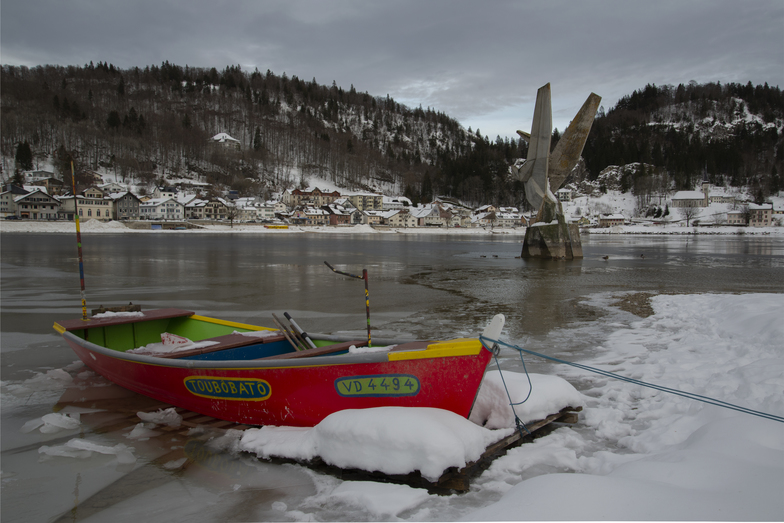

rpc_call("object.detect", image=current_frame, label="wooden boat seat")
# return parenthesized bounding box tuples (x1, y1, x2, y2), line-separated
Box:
(153, 332, 286, 359)
(55, 308, 195, 332)
(257, 340, 366, 360)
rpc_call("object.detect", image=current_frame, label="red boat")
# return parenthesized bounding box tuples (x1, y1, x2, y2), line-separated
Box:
(54, 308, 495, 427)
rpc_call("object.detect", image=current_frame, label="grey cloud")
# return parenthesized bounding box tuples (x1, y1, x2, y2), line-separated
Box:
(2, 0, 781, 138)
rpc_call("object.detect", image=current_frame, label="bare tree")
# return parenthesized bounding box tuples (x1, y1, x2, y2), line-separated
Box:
(679, 205, 700, 227)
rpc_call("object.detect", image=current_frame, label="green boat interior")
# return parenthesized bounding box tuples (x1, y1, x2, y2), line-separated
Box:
(54, 308, 369, 361)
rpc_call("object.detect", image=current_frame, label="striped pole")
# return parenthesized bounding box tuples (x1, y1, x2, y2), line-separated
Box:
(70, 159, 87, 320)
(362, 269, 370, 347)
(324, 261, 371, 346)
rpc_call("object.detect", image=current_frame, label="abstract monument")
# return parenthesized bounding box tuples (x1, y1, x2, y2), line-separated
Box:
(513, 83, 601, 259)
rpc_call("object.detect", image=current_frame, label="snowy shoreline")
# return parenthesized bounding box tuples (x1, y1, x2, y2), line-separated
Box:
(2, 220, 783, 236)
(3, 293, 782, 521)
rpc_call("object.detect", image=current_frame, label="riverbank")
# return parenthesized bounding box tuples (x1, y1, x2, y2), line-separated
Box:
(2, 220, 783, 236)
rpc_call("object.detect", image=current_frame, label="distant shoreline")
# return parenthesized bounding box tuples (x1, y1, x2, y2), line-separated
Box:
(1, 221, 782, 236)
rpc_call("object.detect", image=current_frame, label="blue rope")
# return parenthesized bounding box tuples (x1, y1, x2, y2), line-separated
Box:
(492, 351, 532, 438)
(480, 335, 784, 424)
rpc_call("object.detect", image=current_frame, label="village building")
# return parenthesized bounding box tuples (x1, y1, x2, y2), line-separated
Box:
(709, 193, 738, 205)
(212, 132, 241, 150)
(1, 185, 29, 217)
(495, 212, 522, 228)
(285, 187, 341, 208)
(382, 196, 413, 210)
(58, 187, 113, 220)
(108, 191, 141, 220)
(203, 199, 230, 220)
(28, 176, 65, 195)
(748, 203, 773, 227)
(408, 204, 442, 226)
(98, 182, 128, 194)
(13, 189, 60, 220)
(153, 186, 177, 199)
(185, 199, 207, 220)
(556, 188, 573, 202)
(387, 210, 418, 228)
(598, 214, 626, 227)
(671, 190, 708, 208)
(139, 197, 185, 220)
(472, 212, 496, 227)
(346, 192, 383, 211)
(726, 210, 745, 225)
(322, 204, 352, 225)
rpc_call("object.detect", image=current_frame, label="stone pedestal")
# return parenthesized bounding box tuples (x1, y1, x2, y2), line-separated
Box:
(521, 215, 583, 259)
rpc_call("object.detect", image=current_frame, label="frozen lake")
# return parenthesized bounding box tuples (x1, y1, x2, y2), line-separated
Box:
(2, 232, 783, 521)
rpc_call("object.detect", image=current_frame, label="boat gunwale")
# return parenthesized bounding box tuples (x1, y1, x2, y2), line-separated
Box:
(60, 331, 485, 370)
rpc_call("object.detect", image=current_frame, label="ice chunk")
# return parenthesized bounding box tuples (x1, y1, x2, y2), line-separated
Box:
(124, 422, 161, 440)
(137, 407, 182, 428)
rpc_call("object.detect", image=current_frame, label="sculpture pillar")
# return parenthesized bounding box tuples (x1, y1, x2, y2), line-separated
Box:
(512, 84, 600, 259)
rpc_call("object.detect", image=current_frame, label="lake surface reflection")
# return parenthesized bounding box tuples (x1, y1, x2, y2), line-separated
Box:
(1, 231, 782, 521)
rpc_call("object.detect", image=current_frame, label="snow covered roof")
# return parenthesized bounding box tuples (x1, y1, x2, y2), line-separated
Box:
(23, 185, 48, 194)
(672, 191, 705, 200)
(212, 132, 240, 144)
(14, 188, 52, 202)
(383, 195, 412, 205)
(140, 197, 180, 206)
(106, 191, 138, 201)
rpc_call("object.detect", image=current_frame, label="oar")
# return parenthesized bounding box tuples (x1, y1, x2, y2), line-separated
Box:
(324, 261, 371, 347)
(281, 314, 309, 349)
(284, 312, 317, 349)
(271, 313, 304, 351)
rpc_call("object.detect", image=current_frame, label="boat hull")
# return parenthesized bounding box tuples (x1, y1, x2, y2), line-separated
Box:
(61, 330, 492, 427)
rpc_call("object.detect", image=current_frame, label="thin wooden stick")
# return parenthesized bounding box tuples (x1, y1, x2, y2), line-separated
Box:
(271, 314, 303, 351)
(69, 158, 87, 320)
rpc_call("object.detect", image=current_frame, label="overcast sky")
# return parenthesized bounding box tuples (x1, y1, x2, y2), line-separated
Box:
(2, 0, 782, 139)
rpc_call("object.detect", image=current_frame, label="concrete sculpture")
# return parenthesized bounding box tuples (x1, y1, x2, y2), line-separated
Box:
(513, 84, 601, 259)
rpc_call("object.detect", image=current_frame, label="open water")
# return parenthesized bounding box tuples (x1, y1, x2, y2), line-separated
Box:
(2, 231, 782, 521)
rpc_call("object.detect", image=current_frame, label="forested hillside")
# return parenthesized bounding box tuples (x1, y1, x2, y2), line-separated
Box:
(2, 62, 782, 207)
(2, 62, 514, 203)
(583, 82, 784, 202)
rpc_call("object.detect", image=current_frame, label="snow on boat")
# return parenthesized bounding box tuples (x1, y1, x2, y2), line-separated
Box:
(53, 308, 493, 427)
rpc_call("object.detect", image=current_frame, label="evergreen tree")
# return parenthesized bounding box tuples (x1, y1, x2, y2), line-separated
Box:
(253, 127, 261, 151)
(107, 111, 121, 129)
(15, 141, 33, 171)
(420, 171, 433, 203)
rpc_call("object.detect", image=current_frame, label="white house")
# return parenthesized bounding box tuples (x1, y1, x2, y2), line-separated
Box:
(140, 197, 185, 220)
(671, 190, 708, 208)
(385, 210, 411, 227)
(726, 210, 745, 225)
(382, 196, 413, 210)
(556, 188, 573, 202)
(212, 132, 241, 150)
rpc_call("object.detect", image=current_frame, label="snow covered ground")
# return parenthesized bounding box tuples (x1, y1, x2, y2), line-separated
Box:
(6, 293, 780, 521)
(2, 219, 783, 236)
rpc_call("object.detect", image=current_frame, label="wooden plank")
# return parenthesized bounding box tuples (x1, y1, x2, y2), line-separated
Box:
(55, 308, 194, 332)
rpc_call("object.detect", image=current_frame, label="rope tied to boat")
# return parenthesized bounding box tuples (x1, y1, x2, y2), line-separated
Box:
(479, 335, 784, 424)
